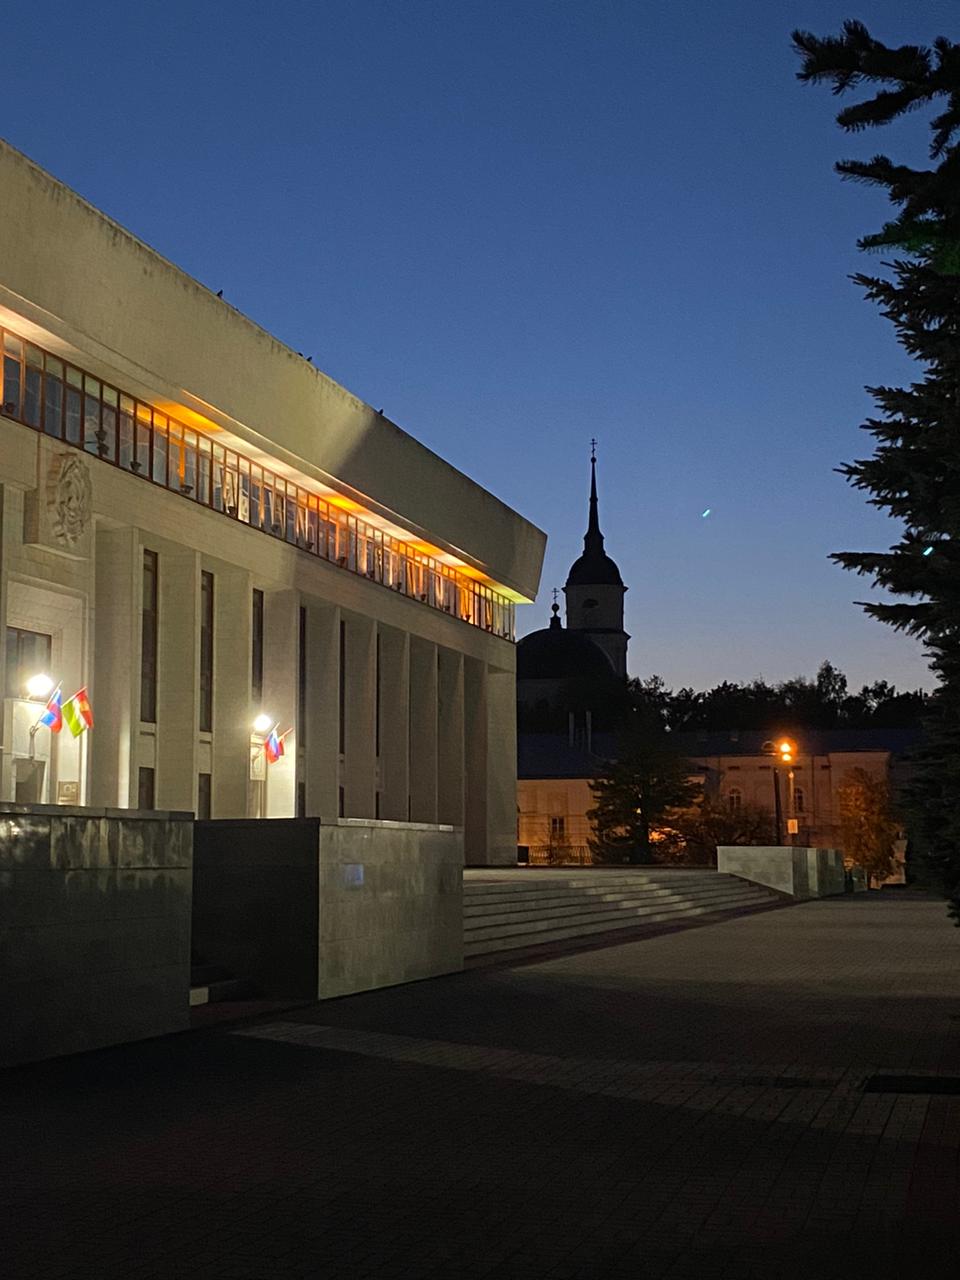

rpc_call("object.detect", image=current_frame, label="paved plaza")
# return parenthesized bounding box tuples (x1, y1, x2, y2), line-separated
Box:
(4, 890, 960, 1278)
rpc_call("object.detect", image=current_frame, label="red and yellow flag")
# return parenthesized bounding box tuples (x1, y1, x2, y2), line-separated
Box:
(63, 687, 93, 738)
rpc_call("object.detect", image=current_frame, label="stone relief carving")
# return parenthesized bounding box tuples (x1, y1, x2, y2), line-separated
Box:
(47, 451, 92, 547)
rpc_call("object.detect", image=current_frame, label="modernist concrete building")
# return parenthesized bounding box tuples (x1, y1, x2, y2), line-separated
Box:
(0, 140, 545, 865)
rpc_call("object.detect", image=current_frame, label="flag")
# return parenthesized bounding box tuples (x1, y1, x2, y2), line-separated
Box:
(264, 727, 283, 764)
(63, 687, 93, 738)
(38, 688, 62, 733)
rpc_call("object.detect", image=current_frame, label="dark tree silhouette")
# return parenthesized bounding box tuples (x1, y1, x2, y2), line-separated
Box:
(793, 21, 960, 921)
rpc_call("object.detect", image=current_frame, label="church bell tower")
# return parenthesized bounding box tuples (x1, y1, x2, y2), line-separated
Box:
(563, 445, 629, 679)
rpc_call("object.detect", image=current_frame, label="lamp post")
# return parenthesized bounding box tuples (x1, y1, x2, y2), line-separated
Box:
(762, 737, 797, 846)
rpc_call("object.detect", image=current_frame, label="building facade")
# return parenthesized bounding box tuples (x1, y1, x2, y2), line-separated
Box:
(518, 729, 913, 875)
(0, 141, 545, 864)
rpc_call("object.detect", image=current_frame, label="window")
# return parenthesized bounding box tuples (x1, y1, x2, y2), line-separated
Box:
(375, 632, 381, 758)
(199, 571, 214, 732)
(197, 772, 212, 820)
(5, 627, 52, 699)
(794, 786, 805, 815)
(297, 605, 307, 745)
(0, 322, 517, 638)
(338, 620, 346, 755)
(338, 785, 345, 818)
(140, 550, 158, 723)
(138, 767, 155, 811)
(297, 780, 306, 818)
(550, 816, 566, 840)
(727, 788, 742, 812)
(251, 589, 264, 703)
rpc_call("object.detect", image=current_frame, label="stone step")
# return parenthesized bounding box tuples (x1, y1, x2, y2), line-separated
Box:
(463, 881, 752, 917)
(464, 887, 771, 931)
(463, 873, 716, 895)
(464, 888, 774, 944)
(464, 898, 779, 957)
(463, 878, 723, 906)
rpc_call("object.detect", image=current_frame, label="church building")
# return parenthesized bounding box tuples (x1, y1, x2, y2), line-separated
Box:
(517, 455, 912, 874)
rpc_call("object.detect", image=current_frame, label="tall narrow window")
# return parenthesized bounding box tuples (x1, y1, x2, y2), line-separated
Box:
(138, 767, 155, 811)
(298, 605, 307, 745)
(199, 570, 214, 732)
(375, 632, 381, 758)
(140, 550, 158, 724)
(794, 786, 805, 815)
(251, 588, 264, 704)
(197, 772, 212, 820)
(338, 619, 346, 755)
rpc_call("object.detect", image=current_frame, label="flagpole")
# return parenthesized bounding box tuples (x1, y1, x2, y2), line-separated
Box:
(28, 683, 63, 760)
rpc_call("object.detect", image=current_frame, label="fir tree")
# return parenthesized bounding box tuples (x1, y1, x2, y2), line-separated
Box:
(793, 21, 960, 921)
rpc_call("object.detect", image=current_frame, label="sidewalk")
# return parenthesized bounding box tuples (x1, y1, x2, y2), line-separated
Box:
(3, 890, 960, 1278)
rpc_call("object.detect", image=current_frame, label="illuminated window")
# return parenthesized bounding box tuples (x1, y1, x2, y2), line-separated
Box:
(0, 322, 517, 639)
(727, 788, 742, 812)
(550, 816, 566, 840)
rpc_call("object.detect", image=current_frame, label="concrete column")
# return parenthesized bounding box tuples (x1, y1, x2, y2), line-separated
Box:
(342, 613, 376, 818)
(262, 588, 298, 817)
(463, 656, 487, 864)
(302, 599, 340, 819)
(212, 568, 252, 819)
(485, 667, 518, 865)
(437, 647, 464, 827)
(378, 625, 410, 821)
(156, 549, 199, 812)
(89, 527, 139, 808)
(408, 636, 438, 823)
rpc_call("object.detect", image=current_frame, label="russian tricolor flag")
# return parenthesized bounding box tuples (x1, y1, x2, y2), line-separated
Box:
(38, 688, 62, 733)
(264, 727, 283, 764)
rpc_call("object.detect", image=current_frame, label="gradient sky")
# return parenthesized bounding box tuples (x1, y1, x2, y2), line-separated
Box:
(1, 0, 951, 692)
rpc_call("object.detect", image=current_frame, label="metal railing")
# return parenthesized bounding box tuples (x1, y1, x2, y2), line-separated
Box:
(1, 324, 515, 640)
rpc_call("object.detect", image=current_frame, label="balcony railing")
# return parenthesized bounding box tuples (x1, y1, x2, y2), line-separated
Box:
(0, 325, 514, 640)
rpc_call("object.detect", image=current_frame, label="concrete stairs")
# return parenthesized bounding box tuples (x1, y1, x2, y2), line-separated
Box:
(463, 869, 785, 961)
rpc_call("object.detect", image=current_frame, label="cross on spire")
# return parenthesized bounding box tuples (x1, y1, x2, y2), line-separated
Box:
(590, 437, 597, 462)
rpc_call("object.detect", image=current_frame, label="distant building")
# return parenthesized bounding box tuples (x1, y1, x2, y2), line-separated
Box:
(516, 457, 914, 875)
(0, 140, 545, 864)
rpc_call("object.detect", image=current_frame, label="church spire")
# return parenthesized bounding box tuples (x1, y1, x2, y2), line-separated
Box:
(585, 438, 603, 552)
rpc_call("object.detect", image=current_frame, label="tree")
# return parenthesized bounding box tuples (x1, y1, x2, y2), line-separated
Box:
(657, 797, 775, 867)
(588, 713, 700, 865)
(836, 768, 902, 888)
(792, 21, 960, 920)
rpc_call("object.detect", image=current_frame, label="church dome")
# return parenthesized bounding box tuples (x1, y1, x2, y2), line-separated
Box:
(517, 619, 615, 681)
(565, 547, 623, 587)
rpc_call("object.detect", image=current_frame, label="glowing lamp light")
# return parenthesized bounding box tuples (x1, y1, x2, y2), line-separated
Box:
(26, 674, 55, 699)
(252, 713, 273, 734)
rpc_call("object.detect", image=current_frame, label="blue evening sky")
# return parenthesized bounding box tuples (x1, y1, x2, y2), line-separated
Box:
(1, 1, 951, 692)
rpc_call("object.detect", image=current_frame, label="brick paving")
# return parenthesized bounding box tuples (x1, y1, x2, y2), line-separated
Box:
(3, 890, 960, 1278)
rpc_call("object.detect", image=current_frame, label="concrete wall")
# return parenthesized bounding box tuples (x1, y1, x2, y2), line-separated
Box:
(717, 846, 846, 900)
(193, 818, 463, 1001)
(0, 803, 192, 1067)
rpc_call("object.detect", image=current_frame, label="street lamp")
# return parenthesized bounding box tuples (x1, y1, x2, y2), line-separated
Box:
(25, 673, 54, 699)
(762, 737, 798, 845)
